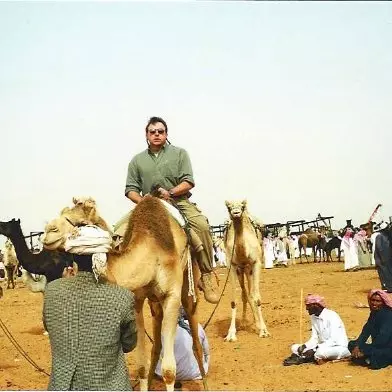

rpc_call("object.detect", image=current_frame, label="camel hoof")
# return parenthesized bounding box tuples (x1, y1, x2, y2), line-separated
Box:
(224, 333, 237, 342)
(139, 379, 148, 391)
(259, 330, 270, 338)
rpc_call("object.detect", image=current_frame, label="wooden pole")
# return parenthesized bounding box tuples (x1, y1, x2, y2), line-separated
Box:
(299, 288, 303, 343)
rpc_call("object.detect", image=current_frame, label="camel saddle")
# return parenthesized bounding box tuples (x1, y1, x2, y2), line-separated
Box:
(112, 199, 203, 253)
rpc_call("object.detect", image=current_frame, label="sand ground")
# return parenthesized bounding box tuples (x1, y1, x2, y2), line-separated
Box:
(1, 261, 391, 391)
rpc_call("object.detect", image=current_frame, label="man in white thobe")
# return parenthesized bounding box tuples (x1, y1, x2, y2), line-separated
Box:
(155, 308, 209, 381)
(263, 233, 275, 269)
(340, 228, 359, 271)
(283, 294, 350, 366)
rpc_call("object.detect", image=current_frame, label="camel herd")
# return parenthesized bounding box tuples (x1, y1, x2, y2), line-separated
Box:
(0, 196, 338, 391)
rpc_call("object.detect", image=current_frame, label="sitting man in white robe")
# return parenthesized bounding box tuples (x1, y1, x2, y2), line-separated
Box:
(283, 294, 350, 366)
(155, 307, 210, 381)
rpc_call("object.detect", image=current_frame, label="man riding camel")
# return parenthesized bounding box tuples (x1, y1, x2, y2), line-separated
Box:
(124, 116, 219, 304)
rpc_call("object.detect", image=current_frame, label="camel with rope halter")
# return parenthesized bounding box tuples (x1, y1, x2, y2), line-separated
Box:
(223, 200, 270, 341)
(41, 195, 208, 392)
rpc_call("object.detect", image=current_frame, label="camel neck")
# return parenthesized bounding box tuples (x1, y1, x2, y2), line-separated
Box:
(232, 217, 246, 234)
(8, 225, 31, 259)
(7, 224, 48, 275)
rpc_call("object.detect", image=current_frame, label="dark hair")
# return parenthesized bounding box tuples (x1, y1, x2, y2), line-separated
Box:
(145, 116, 168, 133)
(73, 255, 93, 272)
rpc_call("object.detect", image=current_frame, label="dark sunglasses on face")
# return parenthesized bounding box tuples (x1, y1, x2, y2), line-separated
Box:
(148, 129, 166, 135)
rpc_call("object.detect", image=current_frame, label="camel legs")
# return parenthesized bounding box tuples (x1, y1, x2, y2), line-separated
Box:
(134, 298, 149, 392)
(158, 292, 182, 392)
(5, 266, 15, 289)
(225, 265, 239, 342)
(147, 301, 164, 391)
(181, 269, 209, 390)
(248, 262, 270, 337)
(313, 246, 318, 262)
(299, 246, 310, 263)
(238, 267, 249, 328)
(300, 247, 308, 263)
(182, 296, 209, 390)
(326, 251, 332, 262)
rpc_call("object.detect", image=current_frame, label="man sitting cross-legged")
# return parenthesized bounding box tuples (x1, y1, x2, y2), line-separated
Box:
(283, 294, 350, 366)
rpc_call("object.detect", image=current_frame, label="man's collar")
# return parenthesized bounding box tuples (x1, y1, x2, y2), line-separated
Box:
(148, 143, 168, 154)
(314, 308, 327, 319)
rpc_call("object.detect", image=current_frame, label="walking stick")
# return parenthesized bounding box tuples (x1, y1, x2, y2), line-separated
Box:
(368, 204, 382, 223)
(299, 288, 303, 343)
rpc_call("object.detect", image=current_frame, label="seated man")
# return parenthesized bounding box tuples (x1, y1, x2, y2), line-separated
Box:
(349, 289, 392, 370)
(283, 294, 350, 366)
(155, 307, 209, 381)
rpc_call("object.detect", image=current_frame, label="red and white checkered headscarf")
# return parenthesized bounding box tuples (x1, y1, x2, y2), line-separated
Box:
(305, 294, 326, 308)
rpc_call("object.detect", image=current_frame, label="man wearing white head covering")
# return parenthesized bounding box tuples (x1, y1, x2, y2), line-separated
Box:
(340, 228, 359, 271)
(283, 294, 350, 366)
(263, 232, 275, 269)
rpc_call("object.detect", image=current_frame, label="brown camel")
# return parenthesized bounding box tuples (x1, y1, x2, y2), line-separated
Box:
(298, 228, 322, 263)
(224, 200, 270, 341)
(41, 196, 207, 392)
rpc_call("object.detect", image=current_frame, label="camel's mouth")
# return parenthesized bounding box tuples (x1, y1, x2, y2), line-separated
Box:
(41, 234, 65, 250)
(230, 209, 243, 218)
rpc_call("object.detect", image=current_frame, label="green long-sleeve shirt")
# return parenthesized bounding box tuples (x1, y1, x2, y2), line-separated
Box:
(125, 144, 195, 197)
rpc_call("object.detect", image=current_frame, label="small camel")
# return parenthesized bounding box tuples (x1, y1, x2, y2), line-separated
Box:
(223, 200, 270, 341)
(3, 239, 19, 289)
(41, 195, 208, 392)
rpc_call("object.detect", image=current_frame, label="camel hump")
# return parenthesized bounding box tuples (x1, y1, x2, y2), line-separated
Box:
(125, 196, 176, 252)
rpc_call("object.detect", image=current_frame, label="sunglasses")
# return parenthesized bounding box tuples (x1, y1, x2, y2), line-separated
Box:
(148, 129, 166, 135)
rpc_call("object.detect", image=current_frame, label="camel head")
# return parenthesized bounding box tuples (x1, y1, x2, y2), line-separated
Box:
(4, 238, 14, 252)
(0, 219, 21, 238)
(67, 196, 100, 226)
(41, 196, 111, 251)
(41, 216, 74, 251)
(225, 200, 247, 220)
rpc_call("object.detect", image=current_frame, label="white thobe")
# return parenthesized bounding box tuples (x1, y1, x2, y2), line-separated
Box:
(216, 247, 227, 267)
(155, 323, 209, 380)
(370, 232, 380, 266)
(263, 238, 275, 269)
(291, 308, 350, 360)
(275, 239, 288, 263)
(340, 237, 359, 270)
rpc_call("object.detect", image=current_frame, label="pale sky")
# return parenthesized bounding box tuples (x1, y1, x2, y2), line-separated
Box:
(1, 1, 392, 248)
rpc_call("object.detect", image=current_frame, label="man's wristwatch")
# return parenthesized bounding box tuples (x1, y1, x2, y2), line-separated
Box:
(169, 190, 175, 197)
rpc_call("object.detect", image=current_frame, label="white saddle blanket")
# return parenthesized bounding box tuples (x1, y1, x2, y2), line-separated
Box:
(159, 199, 186, 227)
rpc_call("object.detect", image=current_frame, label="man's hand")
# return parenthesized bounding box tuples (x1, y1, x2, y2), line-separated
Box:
(351, 346, 364, 359)
(158, 187, 171, 201)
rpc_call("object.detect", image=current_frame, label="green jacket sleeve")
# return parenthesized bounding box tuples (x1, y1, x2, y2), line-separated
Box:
(178, 149, 195, 186)
(125, 157, 142, 195)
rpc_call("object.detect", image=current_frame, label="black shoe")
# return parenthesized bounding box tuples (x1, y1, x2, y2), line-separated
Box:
(283, 354, 308, 366)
